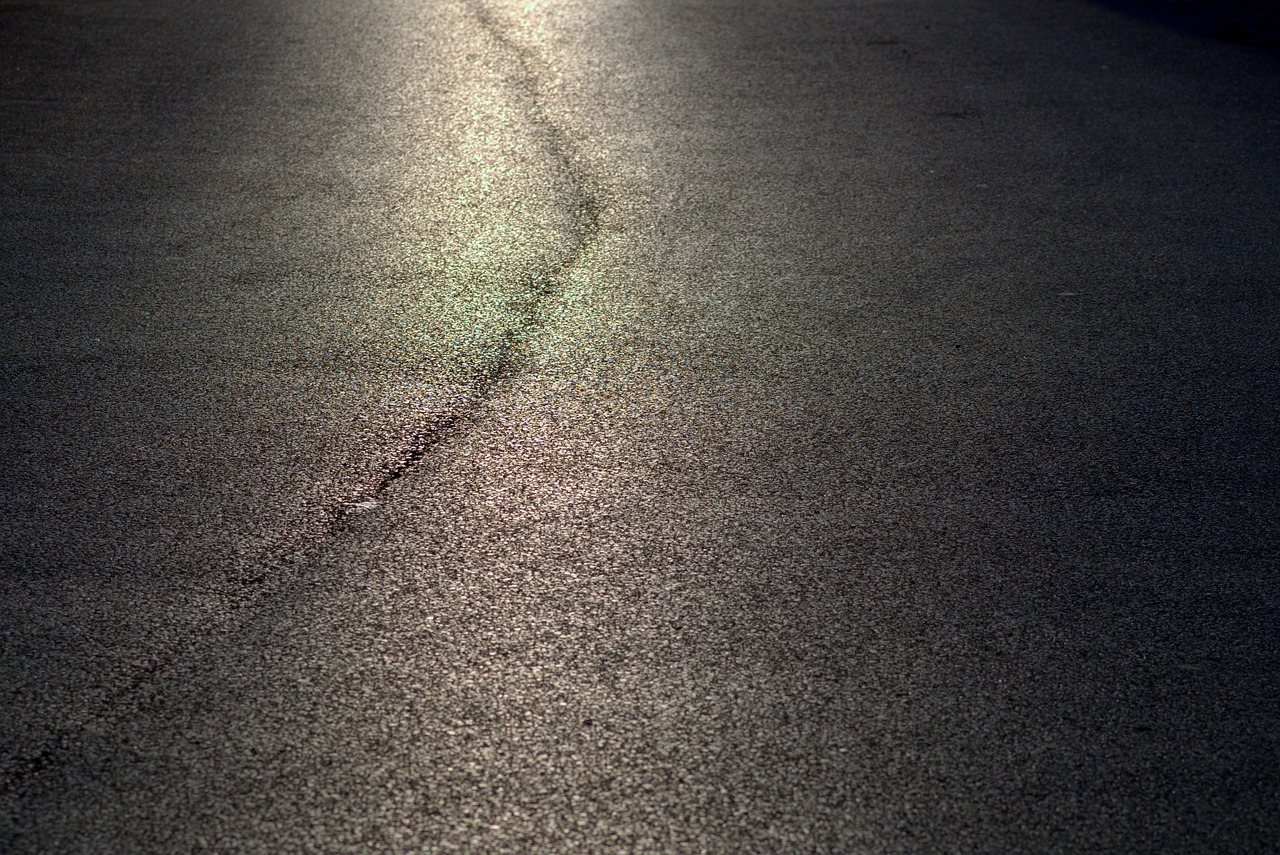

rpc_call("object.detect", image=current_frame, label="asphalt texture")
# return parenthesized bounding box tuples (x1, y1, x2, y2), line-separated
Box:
(2, 0, 1279, 851)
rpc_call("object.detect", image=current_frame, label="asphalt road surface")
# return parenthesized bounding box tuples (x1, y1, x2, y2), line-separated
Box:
(2, 0, 1278, 850)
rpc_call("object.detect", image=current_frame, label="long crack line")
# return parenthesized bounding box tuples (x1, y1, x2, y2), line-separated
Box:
(239, 0, 603, 580)
(0, 0, 604, 800)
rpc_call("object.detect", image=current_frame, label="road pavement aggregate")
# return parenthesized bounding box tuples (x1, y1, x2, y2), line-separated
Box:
(2, 0, 1278, 850)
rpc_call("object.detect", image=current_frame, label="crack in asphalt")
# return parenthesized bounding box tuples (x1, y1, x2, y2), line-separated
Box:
(240, 0, 603, 582)
(0, 0, 602, 803)
(202, 5, 603, 593)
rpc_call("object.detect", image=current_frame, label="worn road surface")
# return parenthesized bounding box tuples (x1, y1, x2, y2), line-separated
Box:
(2, 0, 1278, 850)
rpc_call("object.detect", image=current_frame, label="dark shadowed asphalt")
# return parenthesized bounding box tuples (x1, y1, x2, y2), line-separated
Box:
(2, 0, 1279, 850)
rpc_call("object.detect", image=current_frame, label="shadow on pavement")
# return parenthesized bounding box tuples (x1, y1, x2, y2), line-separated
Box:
(1088, 0, 1280, 47)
